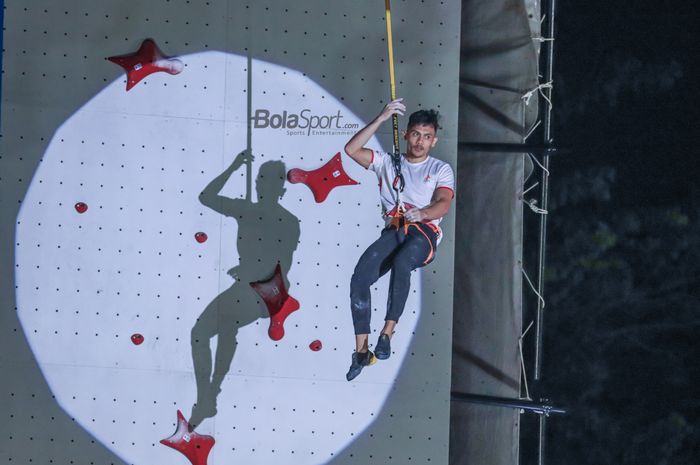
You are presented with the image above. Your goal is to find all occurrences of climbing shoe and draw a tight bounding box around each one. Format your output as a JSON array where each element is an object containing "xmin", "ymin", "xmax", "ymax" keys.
[
  {"xmin": 375, "ymin": 333, "xmax": 391, "ymax": 360},
  {"xmin": 346, "ymin": 350, "xmax": 376, "ymax": 381}
]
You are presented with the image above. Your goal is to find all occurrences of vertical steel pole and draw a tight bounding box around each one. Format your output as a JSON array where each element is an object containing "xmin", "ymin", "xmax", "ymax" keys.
[
  {"xmin": 245, "ymin": 51, "xmax": 253, "ymax": 202},
  {"xmin": 534, "ymin": 0, "xmax": 557, "ymax": 381},
  {"xmin": 538, "ymin": 414, "xmax": 548, "ymax": 465}
]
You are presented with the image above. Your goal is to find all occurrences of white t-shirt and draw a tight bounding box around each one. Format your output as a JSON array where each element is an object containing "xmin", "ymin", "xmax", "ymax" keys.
[{"xmin": 368, "ymin": 149, "xmax": 455, "ymax": 229}]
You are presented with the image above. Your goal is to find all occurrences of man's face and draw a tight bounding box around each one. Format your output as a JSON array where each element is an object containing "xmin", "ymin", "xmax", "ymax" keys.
[{"xmin": 404, "ymin": 123, "xmax": 438, "ymax": 160}]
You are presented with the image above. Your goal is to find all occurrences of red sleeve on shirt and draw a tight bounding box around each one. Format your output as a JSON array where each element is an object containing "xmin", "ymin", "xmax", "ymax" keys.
[{"xmin": 436, "ymin": 186, "xmax": 455, "ymax": 198}]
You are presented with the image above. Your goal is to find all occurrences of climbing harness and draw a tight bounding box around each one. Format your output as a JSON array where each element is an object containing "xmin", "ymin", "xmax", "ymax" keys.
[{"xmin": 387, "ymin": 218, "xmax": 440, "ymax": 266}]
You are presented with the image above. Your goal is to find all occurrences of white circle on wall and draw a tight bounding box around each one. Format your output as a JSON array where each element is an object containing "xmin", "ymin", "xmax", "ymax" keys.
[{"xmin": 15, "ymin": 51, "xmax": 422, "ymax": 465}]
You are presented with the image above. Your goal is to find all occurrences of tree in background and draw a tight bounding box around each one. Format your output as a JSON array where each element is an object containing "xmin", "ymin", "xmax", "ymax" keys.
[{"xmin": 522, "ymin": 164, "xmax": 699, "ymax": 465}]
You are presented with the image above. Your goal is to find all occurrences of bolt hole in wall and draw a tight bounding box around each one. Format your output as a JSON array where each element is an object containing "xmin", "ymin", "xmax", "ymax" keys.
[{"xmin": 1, "ymin": 2, "xmax": 460, "ymax": 465}]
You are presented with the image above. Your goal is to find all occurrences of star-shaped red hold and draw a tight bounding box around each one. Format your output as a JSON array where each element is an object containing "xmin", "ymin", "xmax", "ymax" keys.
[
  {"xmin": 160, "ymin": 410, "xmax": 215, "ymax": 465},
  {"xmin": 107, "ymin": 38, "xmax": 183, "ymax": 91},
  {"xmin": 249, "ymin": 263, "xmax": 300, "ymax": 341},
  {"xmin": 287, "ymin": 152, "xmax": 359, "ymax": 203}
]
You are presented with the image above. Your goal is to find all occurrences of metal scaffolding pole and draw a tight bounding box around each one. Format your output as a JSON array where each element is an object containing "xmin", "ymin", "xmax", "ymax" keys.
[
  {"xmin": 534, "ymin": 0, "xmax": 557, "ymax": 382},
  {"xmin": 451, "ymin": 392, "xmax": 566, "ymax": 416},
  {"xmin": 538, "ymin": 414, "xmax": 548, "ymax": 465}
]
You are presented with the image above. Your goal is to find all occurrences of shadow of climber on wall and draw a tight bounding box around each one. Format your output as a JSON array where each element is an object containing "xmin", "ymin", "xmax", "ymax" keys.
[{"xmin": 190, "ymin": 152, "xmax": 300, "ymax": 428}]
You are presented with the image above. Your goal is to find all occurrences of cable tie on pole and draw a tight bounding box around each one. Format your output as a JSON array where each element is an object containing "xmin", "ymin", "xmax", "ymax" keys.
[
  {"xmin": 521, "ymin": 81, "xmax": 553, "ymax": 107},
  {"xmin": 528, "ymin": 153, "xmax": 550, "ymax": 176},
  {"xmin": 539, "ymin": 82, "xmax": 554, "ymax": 111},
  {"xmin": 524, "ymin": 119, "xmax": 541, "ymax": 142},
  {"xmin": 520, "ymin": 341, "xmax": 531, "ymax": 401},
  {"xmin": 522, "ymin": 182, "xmax": 540, "ymax": 196},
  {"xmin": 523, "ymin": 198, "xmax": 548, "ymax": 215},
  {"xmin": 519, "ymin": 182, "xmax": 548, "ymax": 215},
  {"xmin": 532, "ymin": 36, "xmax": 555, "ymax": 42},
  {"xmin": 519, "ymin": 320, "xmax": 535, "ymax": 401},
  {"xmin": 520, "ymin": 263, "xmax": 546, "ymax": 310}
]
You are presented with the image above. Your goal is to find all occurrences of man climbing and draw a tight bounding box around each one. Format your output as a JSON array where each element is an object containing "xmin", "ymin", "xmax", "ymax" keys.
[{"xmin": 343, "ymin": 98, "xmax": 455, "ymax": 381}]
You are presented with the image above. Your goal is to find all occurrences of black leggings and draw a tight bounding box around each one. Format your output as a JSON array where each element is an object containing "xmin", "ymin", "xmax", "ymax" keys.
[{"xmin": 350, "ymin": 224, "xmax": 438, "ymax": 335}]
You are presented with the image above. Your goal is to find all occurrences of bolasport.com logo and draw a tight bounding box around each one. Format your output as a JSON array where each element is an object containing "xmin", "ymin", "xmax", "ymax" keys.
[{"xmin": 251, "ymin": 109, "xmax": 360, "ymax": 136}]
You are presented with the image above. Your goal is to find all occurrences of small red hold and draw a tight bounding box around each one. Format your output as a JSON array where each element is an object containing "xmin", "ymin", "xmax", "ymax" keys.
[
  {"xmin": 309, "ymin": 340, "xmax": 322, "ymax": 351},
  {"xmin": 194, "ymin": 232, "xmax": 208, "ymax": 243},
  {"xmin": 74, "ymin": 202, "xmax": 88, "ymax": 213},
  {"xmin": 287, "ymin": 152, "xmax": 359, "ymax": 203},
  {"xmin": 249, "ymin": 263, "xmax": 300, "ymax": 341},
  {"xmin": 131, "ymin": 333, "xmax": 144, "ymax": 345}
]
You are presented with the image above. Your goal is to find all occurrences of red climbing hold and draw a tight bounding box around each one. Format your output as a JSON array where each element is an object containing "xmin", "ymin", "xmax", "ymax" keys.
[
  {"xmin": 160, "ymin": 410, "xmax": 215, "ymax": 465},
  {"xmin": 107, "ymin": 38, "xmax": 184, "ymax": 91},
  {"xmin": 309, "ymin": 340, "xmax": 322, "ymax": 351},
  {"xmin": 194, "ymin": 232, "xmax": 208, "ymax": 243},
  {"xmin": 287, "ymin": 152, "xmax": 359, "ymax": 203},
  {"xmin": 249, "ymin": 263, "xmax": 300, "ymax": 341},
  {"xmin": 131, "ymin": 333, "xmax": 144, "ymax": 345},
  {"xmin": 74, "ymin": 202, "xmax": 88, "ymax": 213}
]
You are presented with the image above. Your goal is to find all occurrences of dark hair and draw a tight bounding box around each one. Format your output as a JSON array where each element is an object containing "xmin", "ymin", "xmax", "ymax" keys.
[{"xmin": 407, "ymin": 109, "xmax": 441, "ymax": 133}]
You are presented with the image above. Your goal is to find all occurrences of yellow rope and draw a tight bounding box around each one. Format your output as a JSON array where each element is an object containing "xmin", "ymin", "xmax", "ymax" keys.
[{"xmin": 384, "ymin": 0, "xmax": 400, "ymax": 156}]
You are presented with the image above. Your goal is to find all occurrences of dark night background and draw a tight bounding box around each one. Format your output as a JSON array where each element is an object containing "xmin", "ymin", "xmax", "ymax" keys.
[{"xmin": 521, "ymin": 1, "xmax": 699, "ymax": 464}]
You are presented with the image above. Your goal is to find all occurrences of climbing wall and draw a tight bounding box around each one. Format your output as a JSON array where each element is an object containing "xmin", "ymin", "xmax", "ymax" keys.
[{"xmin": 0, "ymin": 1, "xmax": 461, "ymax": 465}]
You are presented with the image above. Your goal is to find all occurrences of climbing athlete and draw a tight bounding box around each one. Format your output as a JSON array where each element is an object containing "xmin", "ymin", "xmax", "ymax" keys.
[{"xmin": 343, "ymin": 98, "xmax": 455, "ymax": 381}]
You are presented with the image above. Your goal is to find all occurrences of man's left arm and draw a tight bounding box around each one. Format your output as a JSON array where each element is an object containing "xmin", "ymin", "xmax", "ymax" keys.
[{"xmin": 405, "ymin": 187, "xmax": 454, "ymax": 223}]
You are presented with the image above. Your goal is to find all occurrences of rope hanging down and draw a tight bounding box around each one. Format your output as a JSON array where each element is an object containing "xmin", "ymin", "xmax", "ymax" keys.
[{"xmin": 384, "ymin": 0, "xmax": 405, "ymax": 195}]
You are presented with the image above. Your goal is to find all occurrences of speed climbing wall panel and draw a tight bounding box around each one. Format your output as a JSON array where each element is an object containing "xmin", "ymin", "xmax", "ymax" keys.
[{"xmin": 0, "ymin": 1, "xmax": 461, "ymax": 465}]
